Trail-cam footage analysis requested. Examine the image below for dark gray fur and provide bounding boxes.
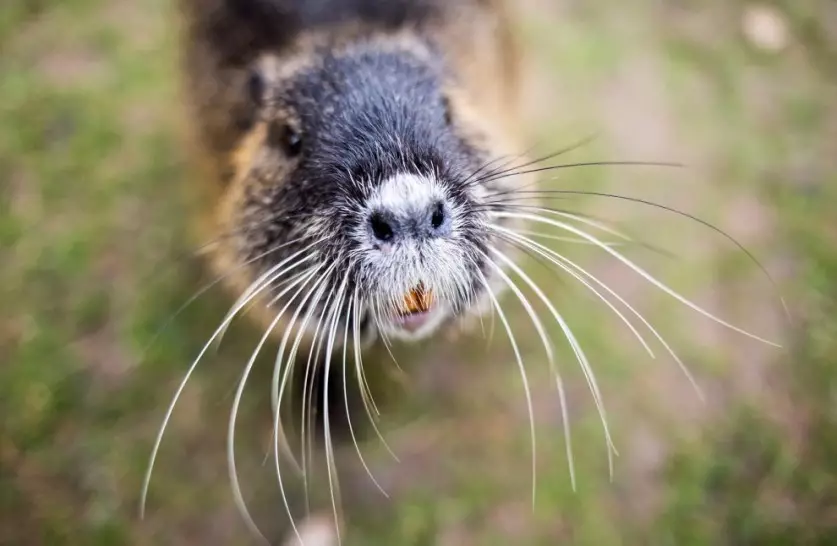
[178,0,447,166]
[245,42,491,313]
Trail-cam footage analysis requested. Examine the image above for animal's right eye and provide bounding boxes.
[247,69,265,106]
[441,95,453,126]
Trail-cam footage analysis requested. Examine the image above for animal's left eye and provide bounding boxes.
[268,123,303,158]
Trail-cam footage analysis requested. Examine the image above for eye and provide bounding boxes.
[247,69,265,106]
[441,96,452,126]
[268,123,303,158]
[431,203,445,229]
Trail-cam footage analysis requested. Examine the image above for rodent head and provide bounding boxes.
[213,35,523,345]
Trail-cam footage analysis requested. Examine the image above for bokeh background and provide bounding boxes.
[2,0,835,544]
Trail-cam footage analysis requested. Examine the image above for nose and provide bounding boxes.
[369,201,451,244]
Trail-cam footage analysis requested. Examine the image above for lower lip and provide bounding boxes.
[394,310,433,332]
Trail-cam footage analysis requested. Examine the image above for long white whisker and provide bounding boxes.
[493,211,781,347]
[515,228,625,247]
[272,262,339,544]
[345,287,392,495]
[353,300,399,461]
[486,289,497,349]
[488,247,618,472]
[283,265,340,512]
[525,207,635,244]
[260,272,320,470]
[483,202,636,244]
[356,346,380,420]
[355,340,381,420]
[494,227,655,359]
[140,235,309,366]
[321,263,356,544]
[488,188,791,323]
[370,298,403,373]
[270,261,337,474]
[497,226,705,401]
[477,252,554,364]
[487,245,616,477]
[226,265,320,543]
[299,269,344,511]
[140,240,322,519]
[478,249,577,491]
[475,268,538,507]
[214,239,322,351]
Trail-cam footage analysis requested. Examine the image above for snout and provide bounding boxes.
[358,172,463,338]
[363,172,454,247]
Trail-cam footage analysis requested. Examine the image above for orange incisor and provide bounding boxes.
[402,283,433,315]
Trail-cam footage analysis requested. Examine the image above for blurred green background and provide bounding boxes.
[1,0,835,544]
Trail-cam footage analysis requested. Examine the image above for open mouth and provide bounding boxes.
[394,283,435,331]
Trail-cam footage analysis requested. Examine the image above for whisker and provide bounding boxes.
[488,203,684,265]
[272,262,341,544]
[461,153,522,189]
[226,265,321,543]
[513,207,635,244]
[475,203,678,257]
[493,211,782,347]
[345,287,394,495]
[210,239,325,354]
[300,269,344,511]
[490,191,790,321]
[268,263,332,475]
[480,161,683,188]
[473,132,600,187]
[464,139,557,190]
[353,298,399,461]
[496,226,705,401]
[132,215,298,313]
[474,268,538,507]
[493,227,656,359]
[478,249,578,491]
[140,240,323,520]
[137,235,310,369]
[370,298,403,373]
[513,229,625,247]
[215,256,315,353]
[355,334,382,420]
[260,273,322,469]
[495,218,677,259]
[320,262,356,543]
[281,264,340,511]
[489,246,618,481]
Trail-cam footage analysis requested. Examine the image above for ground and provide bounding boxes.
[1,0,836,544]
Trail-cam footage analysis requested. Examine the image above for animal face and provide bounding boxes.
[219,38,521,345]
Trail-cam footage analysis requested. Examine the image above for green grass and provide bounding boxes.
[2,0,836,544]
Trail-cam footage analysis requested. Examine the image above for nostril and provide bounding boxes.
[370,212,394,242]
[430,202,445,230]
